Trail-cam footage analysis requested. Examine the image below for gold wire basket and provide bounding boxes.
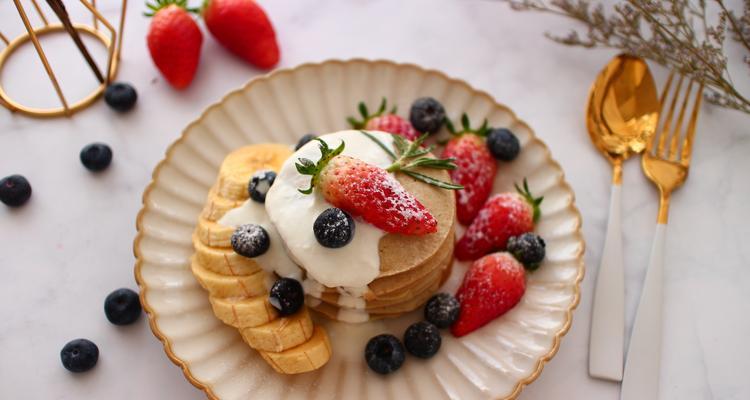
[0,0,127,118]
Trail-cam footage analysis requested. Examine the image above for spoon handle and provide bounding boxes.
[621,223,666,400]
[588,183,625,381]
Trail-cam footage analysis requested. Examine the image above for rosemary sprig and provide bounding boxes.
[361,131,464,190]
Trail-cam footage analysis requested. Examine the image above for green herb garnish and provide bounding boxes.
[360,131,463,190]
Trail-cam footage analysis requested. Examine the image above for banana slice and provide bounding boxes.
[241,307,314,353]
[195,217,234,248]
[209,295,278,328]
[201,191,245,222]
[216,144,293,200]
[259,326,332,374]
[193,144,331,375]
[192,259,268,298]
[192,234,260,276]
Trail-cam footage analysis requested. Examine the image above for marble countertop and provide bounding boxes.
[1,0,748,399]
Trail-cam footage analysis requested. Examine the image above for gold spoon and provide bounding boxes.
[587,54,659,382]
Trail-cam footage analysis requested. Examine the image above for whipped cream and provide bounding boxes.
[218,199,303,281]
[265,130,395,288]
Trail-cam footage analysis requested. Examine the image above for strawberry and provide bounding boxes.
[442,114,498,225]
[296,134,462,235]
[146,0,203,90]
[202,0,280,69]
[455,179,543,261]
[296,139,435,235]
[348,98,419,141]
[451,252,526,337]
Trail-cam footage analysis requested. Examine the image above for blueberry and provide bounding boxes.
[507,233,546,270]
[248,170,276,203]
[269,278,304,316]
[404,321,442,359]
[313,208,355,248]
[104,288,142,325]
[364,334,405,375]
[424,293,460,329]
[409,97,446,134]
[80,143,113,172]
[295,133,316,151]
[0,175,32,207]
[60,339,99,373]
[231,224,270,258]
[104,82,138,112]
[486,128,520,161]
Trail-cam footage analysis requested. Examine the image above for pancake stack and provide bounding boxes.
[190,144,331,374]
[305,166,456,322]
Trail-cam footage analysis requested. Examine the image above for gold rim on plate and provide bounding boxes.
[133,58,585,400]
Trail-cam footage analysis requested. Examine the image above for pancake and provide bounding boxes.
[309,248,454,322]
[312,231,454,307]
[375,168,456,277]
[266,130,456,293]
[367,228,454,298]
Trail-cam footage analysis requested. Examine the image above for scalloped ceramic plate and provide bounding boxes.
[134,59,585,400]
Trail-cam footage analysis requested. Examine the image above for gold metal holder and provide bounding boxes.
[0,0,127,118]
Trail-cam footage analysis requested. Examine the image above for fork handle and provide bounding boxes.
[588,183,625,381]
[621,223,666,400]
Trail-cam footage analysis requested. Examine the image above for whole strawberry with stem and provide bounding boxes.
[145,0,203,89]
[451,252,526,337]
[455,179,543,261]
[202,0,280,69]
[296,135,460,235]
[442,114,498,225]
[348,98,419,141]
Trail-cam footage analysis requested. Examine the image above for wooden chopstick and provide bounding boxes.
[45,0,105,83]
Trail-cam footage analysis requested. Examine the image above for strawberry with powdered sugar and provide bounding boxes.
[442,114,498,225]
[452,252,527,337]
[297,134,461,236]
[455,179,543,261]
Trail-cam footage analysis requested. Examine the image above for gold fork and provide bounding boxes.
[621,73,703,400]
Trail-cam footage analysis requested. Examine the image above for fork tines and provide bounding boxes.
[649,72,704,166]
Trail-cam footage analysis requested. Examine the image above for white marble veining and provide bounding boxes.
[0,1,748,399]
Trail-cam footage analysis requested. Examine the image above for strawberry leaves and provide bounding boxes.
[144,0,199,16]
[515,178,543,222]
[445,113,491,137]
[347,98,397,129]
[296,138,345,194]
[361,131,463,190]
